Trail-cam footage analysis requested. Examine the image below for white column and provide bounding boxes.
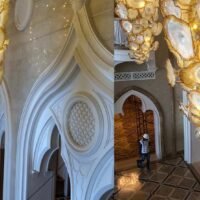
[183,91,192,163]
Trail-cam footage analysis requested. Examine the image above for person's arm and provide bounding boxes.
[139,139,143,145]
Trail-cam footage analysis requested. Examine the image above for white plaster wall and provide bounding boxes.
[4,0,74,199]
[5,0,73,124]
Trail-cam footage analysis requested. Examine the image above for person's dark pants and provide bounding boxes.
[141,153,150,169]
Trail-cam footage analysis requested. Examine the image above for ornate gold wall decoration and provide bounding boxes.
[162,0,200,126]
[115,0,162,64]
[0,0,9,83]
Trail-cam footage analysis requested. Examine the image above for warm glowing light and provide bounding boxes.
[126,0,145,9]
[0,0,9,83]
[162,0,200,126]
[117,171,142,190]
[115,0,162,64]
[192,23,198,30]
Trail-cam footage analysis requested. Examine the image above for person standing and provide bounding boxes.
[139,133,150,170]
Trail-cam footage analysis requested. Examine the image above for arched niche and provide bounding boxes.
[30,125,71,200]
[115,89,164,160]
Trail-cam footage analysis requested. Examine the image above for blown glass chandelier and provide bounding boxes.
[162,0,200,126]
[0,0,9,83]
[115,0,162,64]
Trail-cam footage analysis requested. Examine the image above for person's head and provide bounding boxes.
[143,133,149,140]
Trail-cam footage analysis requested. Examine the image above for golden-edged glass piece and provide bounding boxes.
[126,0,145,9]
[115,0,162,64]
[161,0,181,18]
[162,0,200,126]
[179,63,200,89]
[164,16,195,60]
[115,3,128,19]
[189,91,200,110]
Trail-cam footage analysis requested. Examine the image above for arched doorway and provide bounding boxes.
[115,95,155,162]
[28,126,71,200]
[0,81,13,200]
[115,89,163,164]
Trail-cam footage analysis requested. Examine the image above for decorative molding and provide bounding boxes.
[115,71,156,81]
[85,148,114,200]
[94,91,114,148]
[77,6,113,67]
[115,90,162,159]
[32,118,59,172]
[49,90,113,200]
[14,0,33,31]
[63,93,101,153]
[0,80,14,200]
[73,6,114,98]
[15,6,114,199]
[50,91,110,160]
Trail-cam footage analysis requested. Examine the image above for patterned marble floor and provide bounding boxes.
[110,157,200,200]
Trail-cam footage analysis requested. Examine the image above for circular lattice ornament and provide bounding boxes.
[68,101,95,148]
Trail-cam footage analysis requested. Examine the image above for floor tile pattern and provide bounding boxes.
[110,157,200,200]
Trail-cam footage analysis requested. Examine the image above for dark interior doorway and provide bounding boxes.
[47,128,70,200]
[53,149,71,200]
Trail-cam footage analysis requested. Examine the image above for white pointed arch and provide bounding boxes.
[15,7,114,199]
[73,5,113,98]
[32,117,60,173]
[0,80,14,200]
[115,89,163,160]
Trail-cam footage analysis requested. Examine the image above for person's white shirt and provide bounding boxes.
[140,139,149,154]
